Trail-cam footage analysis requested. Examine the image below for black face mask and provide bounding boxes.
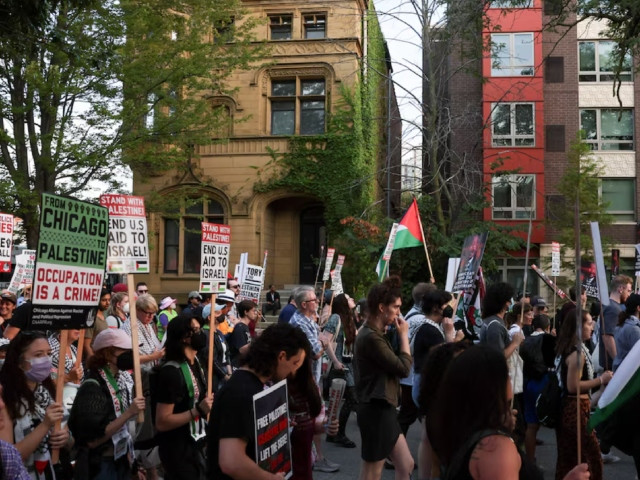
[189,330,207,351]
[442,305,454,319]
[116,350,134,371]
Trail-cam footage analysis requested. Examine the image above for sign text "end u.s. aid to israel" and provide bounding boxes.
[31,194,108,329]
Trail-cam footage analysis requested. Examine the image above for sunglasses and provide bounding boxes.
[138,289,148,293]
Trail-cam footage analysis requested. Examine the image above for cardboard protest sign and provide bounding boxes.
[253,380,292,479]
[100,195,148,273]
[31,194,108,329]
[590,222,609,306]
[199,223,231,293]
[452,233,488,293]
[530,264,572,303]
[0,214,13,274]
[331,254,345,294]
[322,248,335,281]
[551,242,560,277]
[635,244,640,277]
[239,264,264,304]
[580,260,598,299]
[8,250,36,294]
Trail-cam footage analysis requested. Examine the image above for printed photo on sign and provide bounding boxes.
[31,194,108,329]
[253,380,292,479]
[580,260,598,298]
[452,233,488,293]
[100,194,149,274]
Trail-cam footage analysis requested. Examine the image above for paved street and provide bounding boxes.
[313,414,636,480]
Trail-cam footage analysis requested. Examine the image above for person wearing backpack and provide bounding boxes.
[520,314,556,463]
[154,314,213,480]
[555,309,612,480]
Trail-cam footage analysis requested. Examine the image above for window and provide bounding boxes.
[491,103,535,147]
[492,175,535,219]
[269,15,292,40]
[580,108,634,150]
[164,198,225,274]
[601,179,635,222]
[490,0,532,7]
[304,14,326,39]
[271,78,326,135]
[213,16,235,44]
[491,33,534,76]
[488,258,539,296]
[579,41,632,82]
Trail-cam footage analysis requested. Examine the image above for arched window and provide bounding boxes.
[164,197,225,274]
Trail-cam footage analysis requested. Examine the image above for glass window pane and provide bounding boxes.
[183,218,201,274]
[272,81,295,96]
[515,104,533,135]
[164,219,179,273]
[300,106,325,135]
[491,34,510,74]
[602,179,634,220]
[185,201,203,215]
[598,41,615,73]
[580,110,597,139]
[492,104,511,136]
[493,179,512,208]
[206,199,224,215]
[579,42,596,71]
[516,176,534,208]
[601,109,633,140]
[514,34,534,67]
[302,80,325,96]
[272,101,295,135]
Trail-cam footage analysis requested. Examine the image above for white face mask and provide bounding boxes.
[122,302,130,314]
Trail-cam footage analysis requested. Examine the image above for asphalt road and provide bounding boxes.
[312,414,636,480]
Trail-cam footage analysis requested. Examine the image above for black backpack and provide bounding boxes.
[535,357,563,428]
[520,334,547,380]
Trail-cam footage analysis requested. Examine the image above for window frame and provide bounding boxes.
[579,108,635,151]
[600,178,636,222]
[489,0,533,8]
[578,40,632,82]
[303,13,326,39]
[270,77,326,136]
[491,174,536,220]
[163,198,226,275]
[491,32,535,77]
[269,14,293,40]
[491,102,536,147]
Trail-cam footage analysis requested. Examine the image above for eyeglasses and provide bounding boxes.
[138,289,148,294]
[304,297,318,303]
[230,285,240,289]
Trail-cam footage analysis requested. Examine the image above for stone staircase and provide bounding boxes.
[257,284,308,326]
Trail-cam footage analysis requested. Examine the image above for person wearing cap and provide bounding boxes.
[199,303,232,392]
[111,283,128,294]
[157,296,178,342]
[83,288,112,358]
[216,290,237,336]
[0,291,17,334]
[69,329,146,479]
[0,331,69,478]
[154,314,213,480]
[122,295,164,368]
[531,296,548,317]
[182,291,202,318]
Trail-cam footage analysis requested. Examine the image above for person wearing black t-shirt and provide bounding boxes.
[154,314,213,480]
[208,323,310,480]
[228,300,258,367]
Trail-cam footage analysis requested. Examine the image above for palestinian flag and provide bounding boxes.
[588,339,640,454]
[375,198,424,281]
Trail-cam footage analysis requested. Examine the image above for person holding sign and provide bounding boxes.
[122,295,164,368]
[354,276,414,480]
[0,332,70,478]
[154,314,212,480]
[207,323,309,480]
[68,329,145,479]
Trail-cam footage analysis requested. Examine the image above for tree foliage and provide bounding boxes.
[0,0,263,247]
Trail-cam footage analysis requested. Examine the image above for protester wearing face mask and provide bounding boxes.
[154,314,213,480]
[105,292,129,329]
[69,329,146,479]
[0,331,70,478]
[122,295,164,368]
[84,289,112,358]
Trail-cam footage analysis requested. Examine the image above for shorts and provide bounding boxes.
[357,400,401,462]
[523,374,549,424]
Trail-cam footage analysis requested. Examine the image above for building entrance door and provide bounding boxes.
[299,206,325,284]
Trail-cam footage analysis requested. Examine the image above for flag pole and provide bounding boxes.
[520,207,534,326]
[413,198,435,283]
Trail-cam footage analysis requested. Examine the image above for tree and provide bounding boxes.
[0,0,263,247]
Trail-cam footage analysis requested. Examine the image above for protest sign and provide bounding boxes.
[322,248,335,281]
[590,222,609,306]
[239,264,264,304]
[7,250,36,294]
[199,223,231,293]
[530,264,572,303]
[452,233,488,293]
[580,260,598,299]
[331,254,345,294]
[31,194,108,329]
[635,244,640,278]
[262,250,268,284]
[100,194,148,273]
[551,242,560,277]
[253,379,292,478]
[0,214,13,273]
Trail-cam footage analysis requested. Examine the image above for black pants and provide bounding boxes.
[338,385,358,436]
[397,383,419,436]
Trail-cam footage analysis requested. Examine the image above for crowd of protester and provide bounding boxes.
[0,273,638,480]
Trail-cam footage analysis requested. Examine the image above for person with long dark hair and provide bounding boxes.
[69,328,145,479]
[288,343,338,480]
[323,293,358,448]
[154,314,213,480]
[0,331,69,479]
[555,310,611,480]
[354,276,413,480]
[428,345,589,480]
[613,293,640,371]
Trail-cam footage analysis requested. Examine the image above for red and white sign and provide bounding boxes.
[0,214,13,274]
[200,223,231,293]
